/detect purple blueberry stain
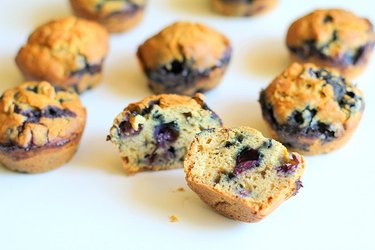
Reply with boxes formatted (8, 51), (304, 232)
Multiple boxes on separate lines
(233, 148), (261, 176)
(275, 153), (300, 176)
(237, 188), (251, 198)
(14, 105), (76, 124)
(43, 106), (76, 118)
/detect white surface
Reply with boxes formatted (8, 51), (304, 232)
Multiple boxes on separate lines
(1, 0), (375, 249)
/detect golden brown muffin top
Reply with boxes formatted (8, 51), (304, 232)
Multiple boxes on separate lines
(70, 0), (146, 17)
(286, 9), (374, 59)
(0, 81), (86, 149)
(137, 22), (231, 70)
(261, 63), (364, 127)
(16, 16), (109, 84)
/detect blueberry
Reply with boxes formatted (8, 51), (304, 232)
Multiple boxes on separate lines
(323, 15), (334, 23)
(42, 106), (76, 118)
(154, 122), (179, 147)
(233, 148), (261, 175)
(70, 56), (102, 77)
(275, 153), (300, 175)
(118, 113), (143, 137)
(26, 86), (38, 93)
(140, 100), (160, 116)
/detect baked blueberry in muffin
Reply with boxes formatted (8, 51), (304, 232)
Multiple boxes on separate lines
(137, 22), (231, 95)
(211, 0), (278, 16)
(70, 0), (146, 33)
(0, 81), (86, 173)
(16, 16), (109, 94)
(107, 93), (222, 174)
(259, 63), (365, 155)
(286, 9), (375, 79)
(184, 126), (305, 222)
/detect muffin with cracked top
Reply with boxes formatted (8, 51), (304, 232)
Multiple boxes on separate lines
(107, 93), (222, 174)
(184, 126), (304, 223)
(211, 0), (278, 16)
(0, 81), (86, 173)
(137, 22), (231, 95)
(259, 63), (365, 155)
(286, 9), (375, 79)
(16, 16), (109, 94)
(70, 0), (146, 33)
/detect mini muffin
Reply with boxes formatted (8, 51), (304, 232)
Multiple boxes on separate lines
(286, 9), (375, 79)
(70, 0), (146, 33)
(0, 81), (86, 173)
(184, 126), (304, 223)
(259, 63), (365, 155)
(137, 22), (231, 95)
(107, 93), (222, 174)
(16, 16), (109, 94)
(211, 0), (278, 16)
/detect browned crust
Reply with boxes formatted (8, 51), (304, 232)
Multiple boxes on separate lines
(264, 110), (363, 155)
(120, 156), (183, 175)
(185, 170), (295, 223)
(211, 0), (278, 16)
(0, 133), (83, 173)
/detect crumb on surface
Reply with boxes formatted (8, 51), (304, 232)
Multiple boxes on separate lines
(169, 215), (178, 223)
(177, 187), (185, 192)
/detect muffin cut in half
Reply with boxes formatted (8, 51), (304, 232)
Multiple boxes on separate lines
(107, 93), (222, 174)
(286, 9), (375, 79)
(137, 22), (231, 95)
(259, 63), (365, 155)
(16, 16), (109, 94)
(70, 0), (147, 33)
(184, 126), (304, 223)
(0, 81), (86, 173)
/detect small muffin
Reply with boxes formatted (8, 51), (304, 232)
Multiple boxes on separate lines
(137, 22), (231, 95)
(184, 126), (304, 223)
(286, 9), (375, 79)
(212, 0), (278, 16)
(16, 16), (109, 94)
(259, 63), (365, 155)
(107, 93), (222, 174)
(0, 81), (86, 173)
(70, 0), (146, 33)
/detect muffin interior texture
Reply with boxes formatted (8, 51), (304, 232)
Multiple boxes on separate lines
(108, 94), (222, 173)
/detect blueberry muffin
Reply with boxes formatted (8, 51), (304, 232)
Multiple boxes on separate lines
(107, 93), (222, 174)
(0, 81), (86, 173)
(137, 22), (232, 95)
(184, 126), (304, 223)
(16, 16), (109, 94)
(70, 0), (146, 33)
(259, 63), (365, 155)
(286, 9), (375, 79)
(211, 0), (278, 16)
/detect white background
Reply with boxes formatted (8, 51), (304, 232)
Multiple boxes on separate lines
(1, 0), (374, 249)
